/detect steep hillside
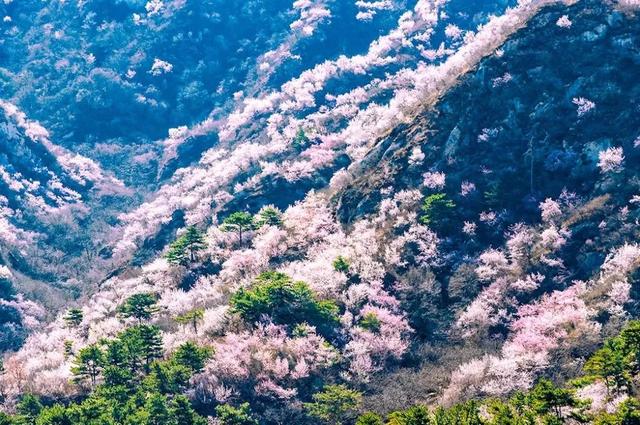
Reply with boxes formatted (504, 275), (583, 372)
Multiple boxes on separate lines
(2, 0), (640, 424)
(0, 101), (130, 306)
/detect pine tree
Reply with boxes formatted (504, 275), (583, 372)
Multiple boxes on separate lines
(528, 379), (581, 420)
(16, 394), (43, 424)
(304, 385), (362, 425)
(145, 393), (172, 425)
(63, 340), (74, 359)
(356, 412), (384, 425)
(63, 308), (83, 328)
(137, 325), (164, 370)
(165, 237), (188, 266)
(230, 271), (340, 338)
(255, 206), (282, 228)
(389, 405), (431, 425)
(420, 193), (456, 230)
(221, 212), (255, 246)
(292, 127), (310, 150)
(71, 344), (105, 388)
(106, 332), (143, 378)
(165, 226), (206, 266)
(215, 403), (259, 425)
(175, 308), (205, 334)
(182, 226), (206, 261)
(332, 256), (350, 273)
(172, 341), (212, 373)
(171, 395), (207, 425)
(621, 321), (640, 375)
(117, 293), (159, 324)
(33, 404), (71, 425)
(584, 338), (630, 395)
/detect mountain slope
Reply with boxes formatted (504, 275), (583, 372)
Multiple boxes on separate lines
(2, 0), (640, 424)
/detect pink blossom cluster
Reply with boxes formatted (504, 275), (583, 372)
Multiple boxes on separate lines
(192, 323), (337, 402)
(116, 0), (562, 258)
(597, 147), (625, 174)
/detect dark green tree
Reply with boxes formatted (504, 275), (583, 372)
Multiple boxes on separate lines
(33, 404), (71, 425)
(117, 293), (159, 324)
(170, 396), (207, 425)
(104, 332), (144, 380)
(221, 212), (255, 246)
(63, 340), (74, 360)
(620, 321), (640, 375)
(584, 338), (630, 395)
(71, 344), (105, 388)
(16, 394), (43, 425)
(144, 392), (172, 425)
(388, 405), (431, 425)
(527, 379), (581, 420)
(292, 127), (310, 150)
(63, 308), (83, 328)
(616, 398), (640, 424)
(485, 396), (537, 425)
(215, 403), (259, 425)
(144, 360), (191, 395)
(175, 308), (205, 334)
(356, 412), (384, 425)
(136, 325), (164, 370)
(0, 412), (14, 425)
(332, 256), (350, 273)
(230, 271), (340, 338)
(165, 238), (188, 266)
(2, 323), (210, 425)
(433, 401), (482, 425)
(172, 341), (212, 373)
(255, 206), (282, 228)
(166, 226), (206, 266)
(304, 385), (362, 425)
(358, 312), (381, 333)
(420, 193), (455, 230)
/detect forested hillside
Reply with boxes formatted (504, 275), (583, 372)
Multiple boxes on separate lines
(1, 0), (640, 424)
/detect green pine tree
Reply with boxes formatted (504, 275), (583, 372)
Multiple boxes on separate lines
(117, 293), (159, 324)
(71, 344), (105, 388)
(255, 206), (282, 228)
(63, 308), (83, 328)
(420, 193), (455, 230)
(137, 325), (164, 370)
(16, 394), (43, 425)
(332, 256), (350, 273)
(584, 338), (630, 395)
(356, 412), (384, 425)
(165, 226), (206, 266)
(220, 212), (255, 246)
(215, 403), (259, 425)
(389, 405), (431, 425)
(63, 340), (74, 360)
(172, 341), (212, 373)
(171, 395), (207, 425)
(304, 385), (362, 425)
(175, 308), (205, 334)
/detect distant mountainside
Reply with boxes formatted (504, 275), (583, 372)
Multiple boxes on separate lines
(2, 0), (640, 424)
